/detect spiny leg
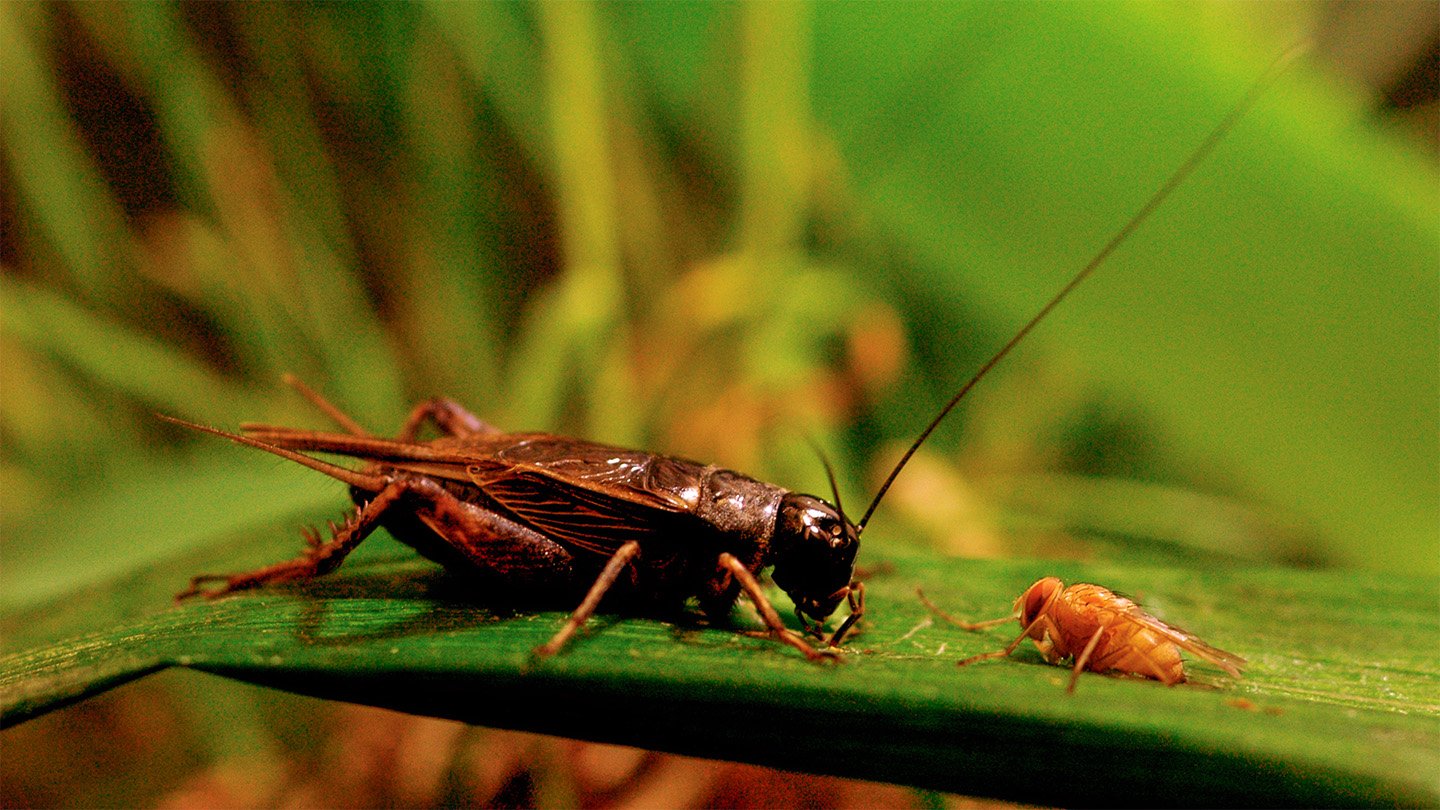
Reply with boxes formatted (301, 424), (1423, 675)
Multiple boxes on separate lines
(397, 398), (498, 442)
(719, 553), (835, 662)
(279, 375), (497, 442)
(533, 541), (642, 658)
(1067, 625), (1110, 694)
(176, 479), (410, 601)
(917, 588), (1015, 631)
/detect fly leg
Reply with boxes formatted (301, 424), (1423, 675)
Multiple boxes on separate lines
(955, 615), (1054, 668)
(719, 553), (837, 662)
(917, 588), (1015, 631)
(1066, 624), (1111, 694)
(176, 477), (414, 600)
(533, 541), (642, 659)
(397, 398), (499, 441)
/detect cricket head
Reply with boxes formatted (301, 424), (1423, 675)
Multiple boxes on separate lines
(771, 493), (859, 623)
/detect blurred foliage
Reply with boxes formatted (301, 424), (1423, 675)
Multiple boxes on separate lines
(1, 0), (1436, 807)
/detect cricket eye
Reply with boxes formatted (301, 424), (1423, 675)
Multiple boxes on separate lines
(812, 514), (849, 549)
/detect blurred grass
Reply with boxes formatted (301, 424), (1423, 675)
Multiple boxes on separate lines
(1, 1), (1436, 806)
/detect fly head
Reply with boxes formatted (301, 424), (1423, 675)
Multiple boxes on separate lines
(1017, 576), (1063, 629)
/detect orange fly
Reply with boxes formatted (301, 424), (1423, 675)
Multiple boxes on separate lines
(920, 578), (1245, 693)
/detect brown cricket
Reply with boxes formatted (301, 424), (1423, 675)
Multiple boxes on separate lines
(167, 384), (861, 661)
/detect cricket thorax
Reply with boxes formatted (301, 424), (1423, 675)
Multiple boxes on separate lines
(693, 467), (785, 552)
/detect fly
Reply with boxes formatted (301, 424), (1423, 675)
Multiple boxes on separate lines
(920, 579), (1246, 692)
(168, 44), (1303, 661)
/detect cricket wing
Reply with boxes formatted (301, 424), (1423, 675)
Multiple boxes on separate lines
(240, 426), (482, 466)
(241, 427), (716, 558)
(462, 464), (704, 558)
(246, 428), (702, 514)
(459, 438), (713, 557)
(492, 435), (708, 513)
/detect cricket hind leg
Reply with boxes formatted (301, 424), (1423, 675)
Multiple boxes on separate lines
(277, 374), (500, 441)
(397, 398), (499, 442)
(176, 477), (414, 601)
(175, 474), (520, 601)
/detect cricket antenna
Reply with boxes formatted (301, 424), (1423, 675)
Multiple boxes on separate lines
(806, 435), (850, 528)
(856, 41), (1309, 534)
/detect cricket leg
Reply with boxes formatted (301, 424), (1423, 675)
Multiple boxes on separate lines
(533, 541), (642, 659)
(917, 588), (1015, 631)
(176, 478), (412, 601)
(719, 553), (836, 662)
(397, 398), (499, 441)
(281, 374), (372, 436)
(955, 615), (1052, 668)
(1067, 624), (1110, 694)
(827, 581), (865, 647)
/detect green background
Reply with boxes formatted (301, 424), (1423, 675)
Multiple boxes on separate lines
(3, 2), (1436, 806)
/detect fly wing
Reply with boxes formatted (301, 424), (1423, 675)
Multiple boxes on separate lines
(1112, 601), (1247, 677)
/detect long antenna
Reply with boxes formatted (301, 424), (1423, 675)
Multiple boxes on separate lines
(856, 42), (1309, 533)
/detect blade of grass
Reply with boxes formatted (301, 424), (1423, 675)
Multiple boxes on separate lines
(506, 1), (636, 442)
(390, 17), (504, 402)
(737, 1), (811, 259)
(0, 3), (138, 301)
(423, 1), (547, 175)
(0, 276), (261, 422)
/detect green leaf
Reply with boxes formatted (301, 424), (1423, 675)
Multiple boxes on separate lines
(4, 543), (1436, 807)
